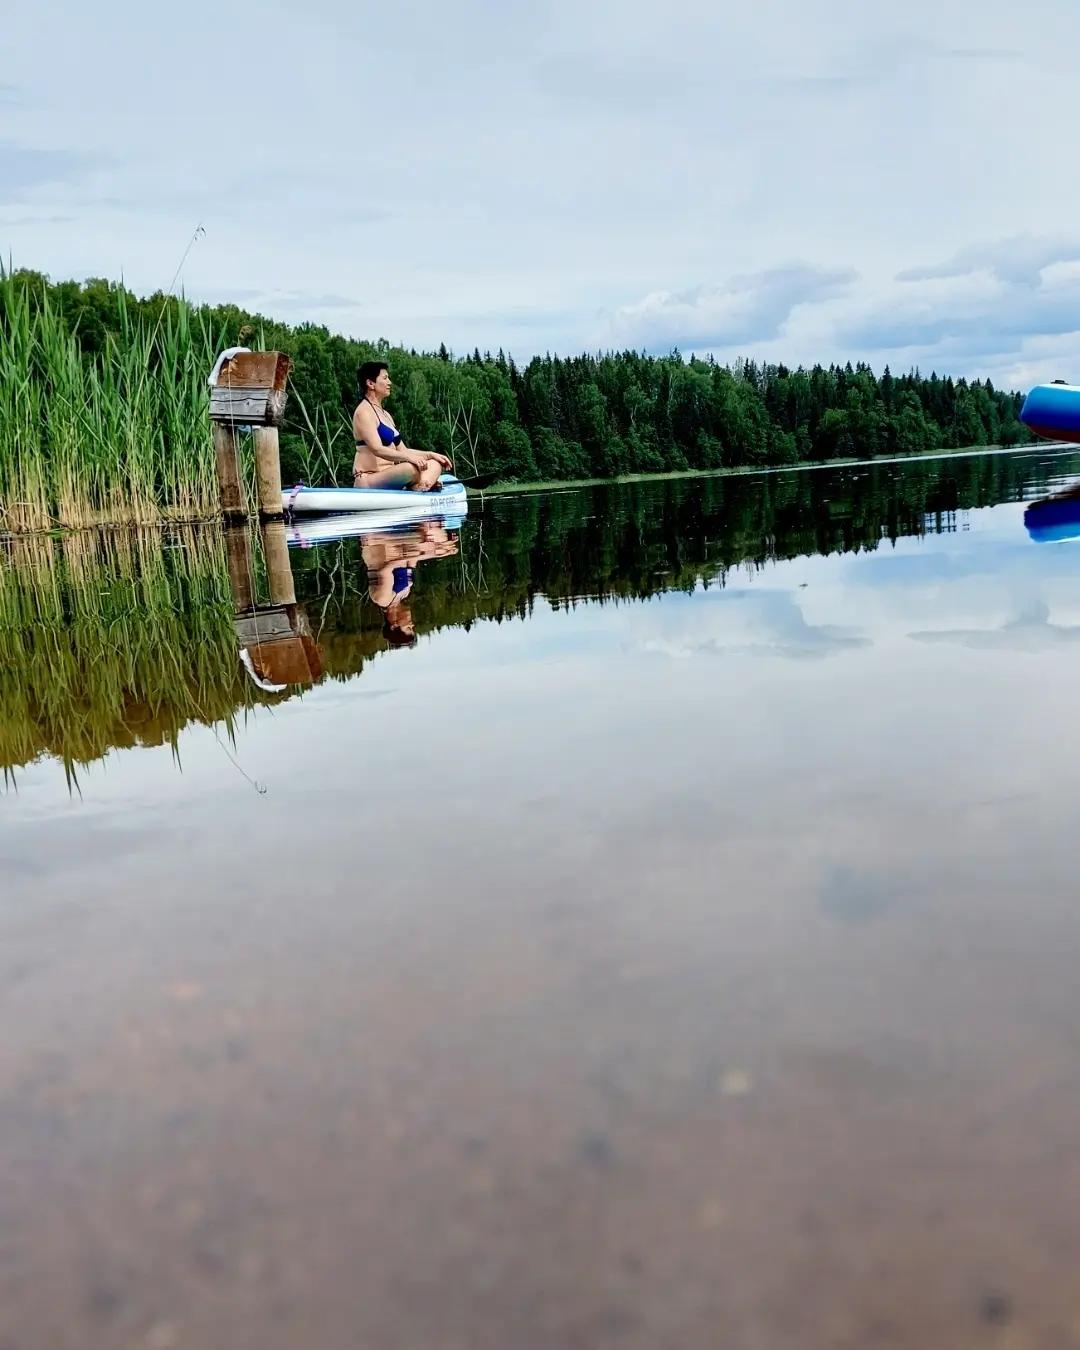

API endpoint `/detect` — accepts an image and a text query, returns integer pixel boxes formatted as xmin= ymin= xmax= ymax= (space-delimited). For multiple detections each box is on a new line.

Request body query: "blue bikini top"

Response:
xmin=359 ymin=397 xmax=402 ymax=448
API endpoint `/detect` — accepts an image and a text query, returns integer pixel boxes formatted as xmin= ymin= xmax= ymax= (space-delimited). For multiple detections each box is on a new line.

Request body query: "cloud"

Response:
xmin=897 ymin=235 xmax=1080 ymax=286
xmin=0 ymin=144 xmax=93 ymax=202
xmin=603 ymin=265 xmax=857 ymax=353
xmin=910 ymin=599 xmax=1080 ymax=651
xmin=820 ymin=864 xmax=903 ymax=923
xmin=1 ymin=2 xmax=1079 ymax=381
xmin=775 ymin=74 xmax=857 ymax=91
xmin=529 ymin=52 xmax=681 ymax=110
xmin=816 ymin=236 xmax=1080 ymax=369
xmin=937 ymin=46 xmax=1022 ymax=62
xmin=638 ymin=589 xmax=870 ymax=661
xmin=208 ymin=289 xmax=366 ymax=314
xmin=0 ymin=210 xmax=76 ymax=227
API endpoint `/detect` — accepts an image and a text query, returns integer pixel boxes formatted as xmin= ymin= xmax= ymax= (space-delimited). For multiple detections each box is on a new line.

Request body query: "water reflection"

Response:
xmin=0 ymin=528 xmax=241 ymax=781
xmin=228 ymin=524 xmax=323 ymax=693
xmin=3 ymin=446 xmax=1080 ymax=779
xmin=1024 ymin=481 xmax=1080 ymax=543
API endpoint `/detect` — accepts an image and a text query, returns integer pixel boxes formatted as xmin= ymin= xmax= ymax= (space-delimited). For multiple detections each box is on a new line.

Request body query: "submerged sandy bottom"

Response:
xmin=4 ymin=483 xmax=1080 ymax=1349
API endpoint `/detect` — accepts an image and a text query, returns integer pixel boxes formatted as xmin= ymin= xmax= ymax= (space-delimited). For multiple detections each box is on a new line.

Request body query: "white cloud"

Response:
xmin=636 ymin=589 xmax=870 ymax=660
xmin=601 ymin=265 xmax=856 ymax=352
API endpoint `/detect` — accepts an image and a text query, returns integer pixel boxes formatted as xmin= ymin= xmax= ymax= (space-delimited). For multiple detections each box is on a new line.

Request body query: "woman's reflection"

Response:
xmin=361 ymin=520 xmax=459 ymax=648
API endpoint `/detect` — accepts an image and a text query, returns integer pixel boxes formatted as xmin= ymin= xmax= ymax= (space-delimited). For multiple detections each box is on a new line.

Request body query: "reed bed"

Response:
xmin=0 ymin=270 xmax=225 ymax=532
xmin=0 ymin=527 xmax=258 ymax=779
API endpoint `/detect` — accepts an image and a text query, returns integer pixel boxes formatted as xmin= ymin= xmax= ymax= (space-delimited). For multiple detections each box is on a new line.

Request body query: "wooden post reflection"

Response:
xmin=224 ymin=525 xmax=255 ymax=611
xmin=225 ymin=522 xmax=322 ymax=690
xmin=262 ymin=520 xmax=296 ymax=607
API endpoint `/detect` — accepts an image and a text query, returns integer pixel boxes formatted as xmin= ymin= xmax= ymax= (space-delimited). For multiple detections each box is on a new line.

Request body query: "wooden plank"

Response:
xmin=209 ymin=386 xmax=287 ymax=426
xmin=217 ymin=351 xmax=291 ymax=391
xmin=234 ymin=607 xmax=294 ymax=645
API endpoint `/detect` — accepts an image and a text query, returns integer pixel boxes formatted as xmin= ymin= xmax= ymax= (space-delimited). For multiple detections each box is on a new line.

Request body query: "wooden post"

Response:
xmin=209 ymin=350 xmax=292 ymax=522
xmin=254 ymin=427 xmax=285 ymax=521
xmin=213 ymin=425 xmax=247 ymax=522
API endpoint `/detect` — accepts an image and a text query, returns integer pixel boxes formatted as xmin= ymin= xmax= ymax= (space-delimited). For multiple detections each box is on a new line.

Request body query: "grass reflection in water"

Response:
xmin=0 ymin=528 xmax=263 ymax=782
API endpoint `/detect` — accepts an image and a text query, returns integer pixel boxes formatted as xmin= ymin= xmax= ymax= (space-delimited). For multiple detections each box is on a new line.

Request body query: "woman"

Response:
xmin=352 ymin=361 xmax=452 ymax=491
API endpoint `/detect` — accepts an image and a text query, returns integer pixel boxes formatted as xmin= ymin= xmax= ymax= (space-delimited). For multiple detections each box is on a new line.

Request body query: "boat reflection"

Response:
xmin=1025 ymin=483 xmax=1080 ymax=544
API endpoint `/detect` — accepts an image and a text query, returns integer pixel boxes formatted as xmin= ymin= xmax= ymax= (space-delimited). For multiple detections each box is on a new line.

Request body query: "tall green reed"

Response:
xmin=0 ymin=269 xmax=226 ymax=532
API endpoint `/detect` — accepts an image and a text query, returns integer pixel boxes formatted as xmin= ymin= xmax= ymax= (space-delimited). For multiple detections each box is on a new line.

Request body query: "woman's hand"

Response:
xmin=408 ymin=451 xmax=431 ymax=469
xmin=431 ymin=453 xmax=453 ymax=470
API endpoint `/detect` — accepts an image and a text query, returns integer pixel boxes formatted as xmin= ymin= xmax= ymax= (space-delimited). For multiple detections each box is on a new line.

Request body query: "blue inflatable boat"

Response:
xmin=1019 ymin=383 xmax=1080 ymax=443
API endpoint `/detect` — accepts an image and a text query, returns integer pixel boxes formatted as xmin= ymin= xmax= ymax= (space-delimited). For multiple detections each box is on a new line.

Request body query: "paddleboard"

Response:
xmin=283 ymin=474 xmax=467 ymax=515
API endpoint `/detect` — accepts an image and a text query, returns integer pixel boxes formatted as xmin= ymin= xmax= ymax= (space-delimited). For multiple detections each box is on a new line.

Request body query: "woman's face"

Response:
xmin=369 ymin=367 xmax=392 ymax=400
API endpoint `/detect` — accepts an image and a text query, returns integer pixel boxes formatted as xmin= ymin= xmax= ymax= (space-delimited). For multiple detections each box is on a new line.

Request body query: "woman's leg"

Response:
xmin=353 ymin=464 xmax=419 ymax=489
xmin=416 ymin=460 xmax=443 ymax=491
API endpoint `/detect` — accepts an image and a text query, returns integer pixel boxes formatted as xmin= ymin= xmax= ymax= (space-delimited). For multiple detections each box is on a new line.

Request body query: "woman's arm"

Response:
xmin=401 ymin=437 xmax=452 ymax=470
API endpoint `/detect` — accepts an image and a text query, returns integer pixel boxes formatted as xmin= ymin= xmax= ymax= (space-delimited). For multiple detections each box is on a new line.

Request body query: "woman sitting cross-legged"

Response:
xmin=352 ymin=360 xmax=452 ymax=491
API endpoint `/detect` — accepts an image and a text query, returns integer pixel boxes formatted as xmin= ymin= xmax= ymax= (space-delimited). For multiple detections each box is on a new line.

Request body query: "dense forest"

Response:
xmin=3 ymin=270 xmax=1032 ymax=496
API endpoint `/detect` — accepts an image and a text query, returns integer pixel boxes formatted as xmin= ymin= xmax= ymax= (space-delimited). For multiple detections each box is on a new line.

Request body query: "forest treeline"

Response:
xmin=4 ymin=269 xmax=1032 ymax=490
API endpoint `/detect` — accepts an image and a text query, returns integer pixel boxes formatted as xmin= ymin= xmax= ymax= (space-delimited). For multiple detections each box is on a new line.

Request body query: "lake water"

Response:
xmin=5 ymin=447 xmax=1080 ymax=1349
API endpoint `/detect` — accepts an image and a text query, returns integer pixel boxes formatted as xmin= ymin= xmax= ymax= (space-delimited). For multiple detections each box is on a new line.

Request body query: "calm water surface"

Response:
xmin=5 ymin=449 xmax=1080 ymax=1349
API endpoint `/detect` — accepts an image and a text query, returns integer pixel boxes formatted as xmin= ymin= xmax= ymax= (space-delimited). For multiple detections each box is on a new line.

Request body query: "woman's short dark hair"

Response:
xmin=358 ymin=360 xmax=388 ymax=393
xmin=382 ymin=618 xmax=417 ymax=648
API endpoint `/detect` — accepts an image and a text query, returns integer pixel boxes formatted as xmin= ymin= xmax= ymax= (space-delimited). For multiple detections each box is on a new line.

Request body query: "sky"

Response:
xmin=3 ymin=0 xmax=1080 ymax=389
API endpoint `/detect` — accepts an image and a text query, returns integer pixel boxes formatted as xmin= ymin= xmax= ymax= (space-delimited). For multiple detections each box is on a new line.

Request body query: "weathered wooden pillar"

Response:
xmin=213 ymin=426 xmax=246 ymax=523
xmin=253 ymin=428 xmax=286 ymax=522
xmin=209 ymin=350 xmax=292 ymax=521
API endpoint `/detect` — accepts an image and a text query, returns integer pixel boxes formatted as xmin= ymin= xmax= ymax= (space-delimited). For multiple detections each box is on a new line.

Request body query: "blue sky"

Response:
xmin=3 ymin=0 xmax=1079 ymax=388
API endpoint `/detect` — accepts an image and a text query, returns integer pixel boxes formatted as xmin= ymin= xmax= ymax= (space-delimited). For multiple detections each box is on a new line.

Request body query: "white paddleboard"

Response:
xmin=283 ymin=474 xmax=466 ymax=515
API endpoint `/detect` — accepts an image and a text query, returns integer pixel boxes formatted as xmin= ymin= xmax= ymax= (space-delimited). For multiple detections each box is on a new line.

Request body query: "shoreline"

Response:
xmin=478 ymin=440 xmax=1065 ymax=497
